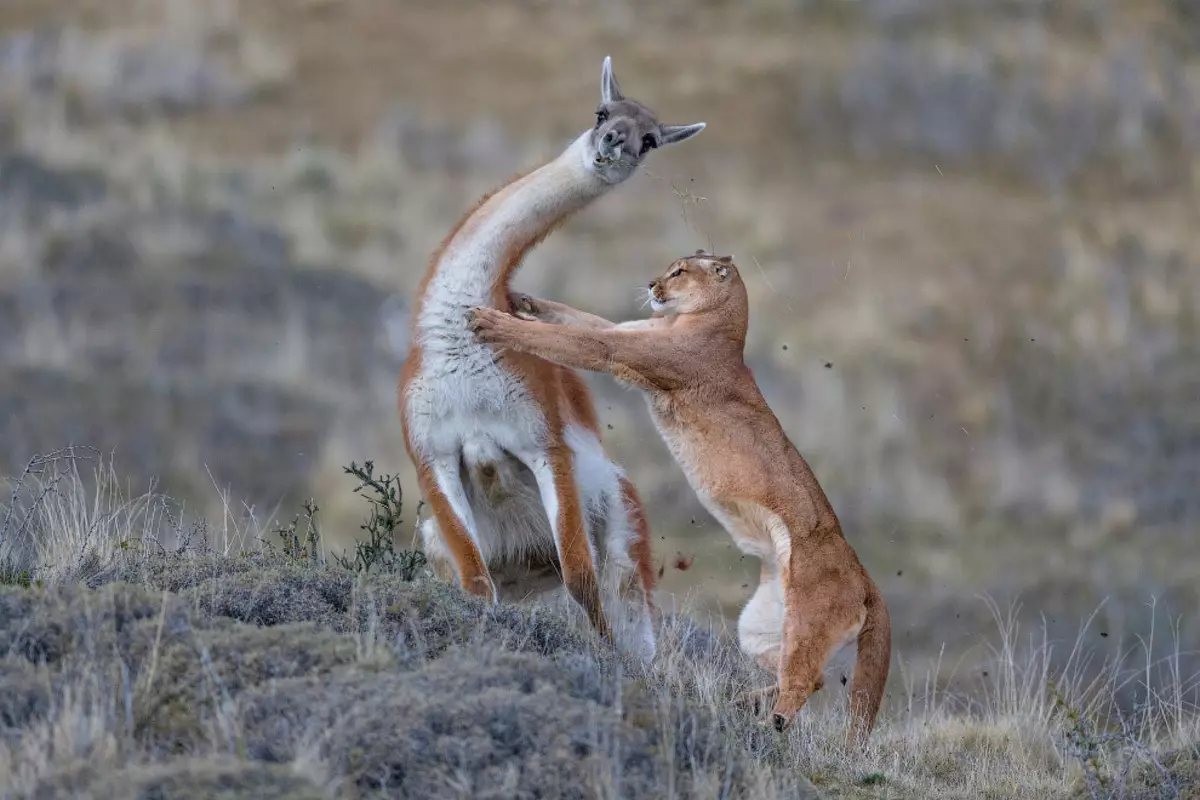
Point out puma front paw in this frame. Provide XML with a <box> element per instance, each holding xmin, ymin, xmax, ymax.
<box><xmin>507</xmin><ymin>291</ymin><xmax>540</xmax><ymax>320</ymax></box>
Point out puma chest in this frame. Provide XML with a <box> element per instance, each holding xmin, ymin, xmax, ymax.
<box><xmin>646</xmin><ymin>397</ymin><xmax>780</xmax><ymax>561</ymax></box>
<box><xmin>647</xmin><ymin>406</ymin><xmax>724</xmax><ymax>510</ymax></box>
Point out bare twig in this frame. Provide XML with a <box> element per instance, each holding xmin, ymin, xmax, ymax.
<box><xmin>1</xmin><ymin>446</ymin><xmax>101</xmax><ymax>556</ymax></box>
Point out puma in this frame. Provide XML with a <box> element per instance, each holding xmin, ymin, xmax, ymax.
<box><xmin>468</xmin><ymin>251</ymin><xmax>891</xmax><ymax>745</ymax></box>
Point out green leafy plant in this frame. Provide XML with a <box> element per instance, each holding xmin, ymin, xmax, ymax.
<box><xmin>332</xmin><ymin>461</ymin><xmax>426</xmax><ymax>579</ymax></box>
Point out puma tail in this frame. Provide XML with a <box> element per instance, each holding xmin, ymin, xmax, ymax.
<box><xmin>848</xmin><ymin>582</ymin><xmax>891</xmax><ymax>746</ymax></box>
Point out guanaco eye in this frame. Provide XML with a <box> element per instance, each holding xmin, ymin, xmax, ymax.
<box><xmin>640</xmin><ymin>134</ymin><xmax>658</xmax><ymax>154</ymax></box>
<box><xmin>595</xmin><ymin>108</ymin><xmax>609</xmax><ymax>126</ymax></box>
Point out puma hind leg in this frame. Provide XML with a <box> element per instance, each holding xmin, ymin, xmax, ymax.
<box><xmin>769</xmin><ymin>545</ymin><xmax>872</xmax><ymax>734</ymax></box>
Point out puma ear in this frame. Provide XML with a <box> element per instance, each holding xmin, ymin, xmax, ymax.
<box><xmin>717</xmin><ymin>254</ymin><xmax>734</xmax><ymax>264</ymax></box>
<box><xmin>694</xmin><ymin>249</ymin><xmax>707</xmax><ymax>256</ymax></box>
<box><xmin>601</xmin><ymin>56</ymin><xmax>623</xmax><ymax>104</ymax></box>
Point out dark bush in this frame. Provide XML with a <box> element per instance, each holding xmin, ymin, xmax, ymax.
<box><xmin>29</xmin><ymin>757</ymin><xmax>327</xmax><ymax>800</ymax></box>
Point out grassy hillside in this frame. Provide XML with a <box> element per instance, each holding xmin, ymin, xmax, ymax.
<box><xmin>0</xmin><ymin>0</ymin><xmax>1198</xmax><ymax>764</ymax></box>
<box><xmin>0</xmin><ymin>455</ymin><xmax>1196</xmax><ymax>798</ymax></box>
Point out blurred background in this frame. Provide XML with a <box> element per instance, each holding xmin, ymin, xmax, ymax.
<box><xmin>1</xmin><ymin>0</ymin><xmax>1197</xmax><ymax>689</ymax></box>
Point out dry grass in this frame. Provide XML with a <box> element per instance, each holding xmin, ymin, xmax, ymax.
<box><xmin>1</xmin><ymin>456</ymin><xmax>1197</xmax><ymax>798</ymax></box>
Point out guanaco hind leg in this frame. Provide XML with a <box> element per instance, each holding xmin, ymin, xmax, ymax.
<box><xmin>594</xmin><ymin>476</ymin><xmax>656</xmax><ymax>663</ymax></box>
<box><xmin>516</xmin><ymin>446</ymin><xmax>614</xmax><ymax>642</ymax></box>
<box><xmin>417</xmin><ymin>459</ymin><xmax>497</xmax><ymax>602</ymax></box>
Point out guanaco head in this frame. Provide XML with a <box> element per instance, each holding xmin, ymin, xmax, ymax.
<box><xmin>585</xmin><ymin>56</ymin><xmax>706</xmax><ymax>184</ymax></box>
<box><xmin>647</xmin><ymin>251</ymin><xmax>746</xmax><ymax>318</ymax></box>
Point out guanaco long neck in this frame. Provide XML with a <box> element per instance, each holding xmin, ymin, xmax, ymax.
<box><xmin>416</xmin><ymin>132</ymin><xmax>610</xmax><ymax>337</ymax></box>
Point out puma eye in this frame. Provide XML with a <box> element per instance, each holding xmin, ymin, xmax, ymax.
<box><xmin>640</xmin><ymin>134</ymin><xmax>658</xmax><ymax>154</ymax></box>
<box><xmin>667</xmin><ymin>268</ymin><xmax>683</xmax><ymax>279</ymax></box>
<box><xmin>595</xmin><ymin>108</ymin><xmax>609</xmax><ymax>126</ymax></box>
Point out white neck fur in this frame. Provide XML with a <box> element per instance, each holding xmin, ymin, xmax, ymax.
<box><xmin>416</xmin><ymin>132</ymin><xmax>611</xmax><ymax>336</ymax></box>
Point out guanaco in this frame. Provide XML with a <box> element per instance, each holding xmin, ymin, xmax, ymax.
<box><xmin>399</xmin><ymin>57</ymin><xmax>706</xmax><ymax>662</ymax></box>
<box><xmin>467</xmin><ymin>252</ymin><xmax>892</xmax><ymax>744</ymax></box>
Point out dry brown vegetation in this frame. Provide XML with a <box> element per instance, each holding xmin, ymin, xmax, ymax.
<box><xmin>0</xmin><ymin>0</ymin><xmax>1197</xmax><ymax>795</ymax></box>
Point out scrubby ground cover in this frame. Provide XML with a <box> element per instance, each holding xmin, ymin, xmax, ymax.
<box><xmin>0</xmin><ymin>454</ymin><xmax>1195</xmax><ymax>798</ymax></box>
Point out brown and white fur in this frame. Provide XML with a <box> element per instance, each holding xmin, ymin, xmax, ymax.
<box><xmin>467</xmin><ymin>252</ymin><xmax>892</xmax><ymax>744</ymax></box>
<box><xmin>399</xmin><ymin>58</ymin><xmax>705</xmax><ymax>663</ymax></box>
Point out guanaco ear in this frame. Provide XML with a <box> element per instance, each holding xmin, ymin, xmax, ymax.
<box><xmin>660</xmin><ymin>122</ymin><xmax>706</xmax><ymax>146</ymax></box>
<box><xmin>601</xmin><ymin>56</ymin><xmax>623</xmax><ymax>104</ymax></box>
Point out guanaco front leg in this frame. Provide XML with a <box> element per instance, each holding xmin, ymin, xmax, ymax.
<box><xmin>418</xmin><ymin>459</ymin><xmax>497</xmax><ymax>603</ymax></box>
<box><xmin>516</xmin><ymin>445</ymin><xmax>613</xmax><ymax>642</ymax></box>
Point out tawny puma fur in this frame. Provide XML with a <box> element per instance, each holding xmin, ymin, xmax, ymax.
<box><xmin>468</xmin><ymin>252</ymin><xmax>891</xmax><ymax>744</ymax></box>
<box><xmin>399</xmin><ymin>58</ymin><xmax>705</xmax><ymax>662</ymax></box>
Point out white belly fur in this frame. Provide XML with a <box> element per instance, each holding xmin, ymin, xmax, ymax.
<box><xmin>406</xmin><ymin>341</ymin><xmax>652</xmax><ymax>659</ymax></box>
<box><xmin>405</xmin><ymin>336</ymin><xmax>624</xmax><ymax>563</ymax></box>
